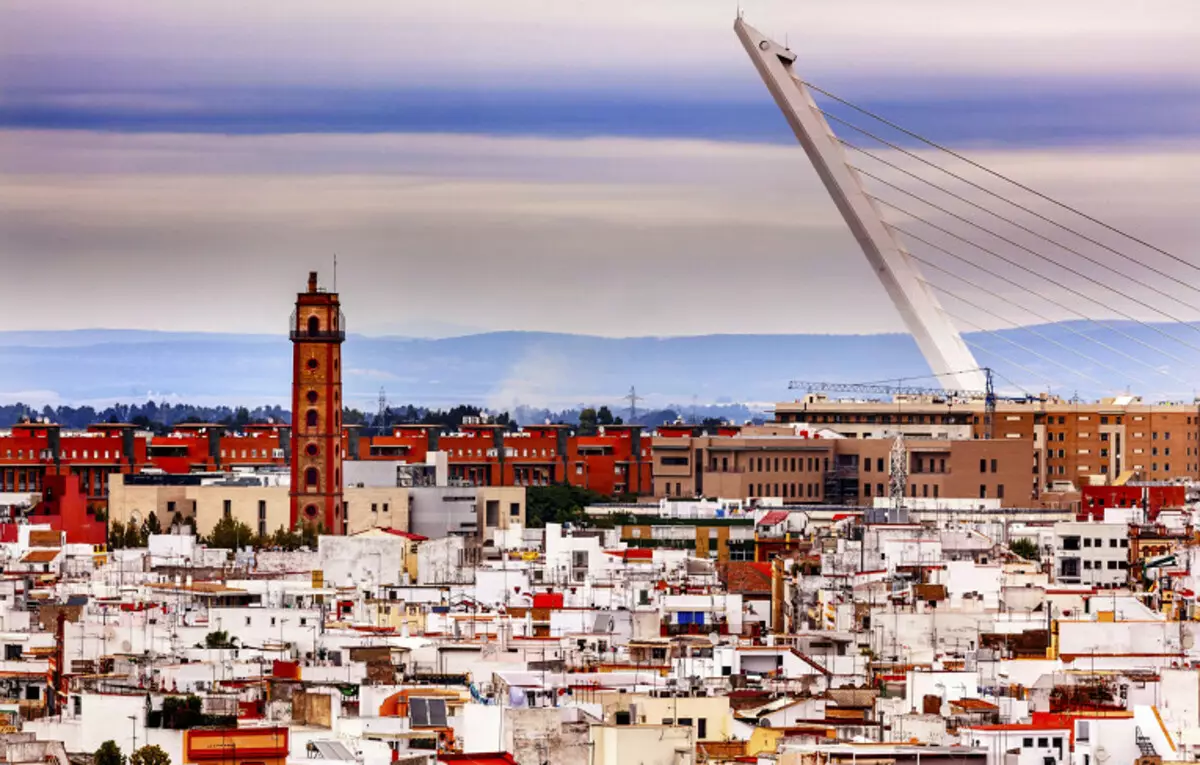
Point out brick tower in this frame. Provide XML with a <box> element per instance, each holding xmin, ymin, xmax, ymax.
<box><xmin>289</xmin><ymin>271</ymin><xmax>345</xmax><ymax>534</ymax></box>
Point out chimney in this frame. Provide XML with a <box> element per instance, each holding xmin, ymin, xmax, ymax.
<box><xmin>307</xmin><ymin>271</ymin><xmax>318</xmax><ymax>293</ymax></box>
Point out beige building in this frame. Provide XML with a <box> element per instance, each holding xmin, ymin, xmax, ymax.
<box><xmin>589</xmin><ymin>723</ymin><xmax>695</xmax><ymax>765</ymax></box>
<box><xmin>107</xmin><ymin>474</ymin><xmax>523</xmax><ymax>542</ymax></box>
<box><xmin>776</xmin><ymin>393</ymin><xmax>1200</xmax><ymax>492</ymax></box>
<box><xmin>652</xmin><ymin>427</ymin><xmax>1036</xmax><ymax>507</ymax></box>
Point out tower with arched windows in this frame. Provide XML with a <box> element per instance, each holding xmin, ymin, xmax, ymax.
<box><xmin>289</xmin><ymin>271</ymin><xmax>345</xmax><ymax>534</ymax></box>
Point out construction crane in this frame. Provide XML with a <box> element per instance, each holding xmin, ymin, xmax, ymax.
<box><xmin>788</xmin><ymin>367</ymin><xmax>1031</xmax><ymax>440</ymax></box>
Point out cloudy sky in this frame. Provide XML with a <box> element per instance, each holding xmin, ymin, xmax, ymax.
<box><xmin>1</xmin><ymin>0</ymin><xmax>1198</xmax><ymax>338</ymax></box>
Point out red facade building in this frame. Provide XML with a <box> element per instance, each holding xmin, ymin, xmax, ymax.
<box><xmin>1079</xmin><ymin>484</ymin><xmax>1186</xmax><ymax>521</ymax></box>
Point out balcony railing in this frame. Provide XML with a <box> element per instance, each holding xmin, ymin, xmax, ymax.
<box><xmin>289</xmin><ymin>310</ymin><xmax>346</xmax><ymax>342</ymax></box>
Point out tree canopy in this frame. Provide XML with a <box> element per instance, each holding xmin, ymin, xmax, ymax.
<box><xmin>95</xmin><ymin>741</ymin><xmax>125</xmax><ymax>765</ymax></box>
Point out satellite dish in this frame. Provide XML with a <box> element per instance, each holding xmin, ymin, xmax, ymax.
<box><xmin>1094</xmin><ymin>745</ymin><xmax>1110</xmax><ymax>763</ymax></box>
<box><xmin>1183</xmin><ymin>632</ymin><xmax>1195</xmax><ymax>650</ymax></box>
<box><xmin>121</xmin><ymin>640</ymin><xmax>132</xmax><ymax>652</ymax></box>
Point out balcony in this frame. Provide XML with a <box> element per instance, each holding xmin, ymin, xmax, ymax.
<box><xmin>289</xmin><ymin>309</ymin><xmax>346</xmax><ymax>342</ymax></box>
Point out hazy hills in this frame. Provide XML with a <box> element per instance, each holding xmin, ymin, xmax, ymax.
<box><xmin>0</xmin><ymin>324</ymin><xmax>1194</xmax><ymax>411</ymax></box>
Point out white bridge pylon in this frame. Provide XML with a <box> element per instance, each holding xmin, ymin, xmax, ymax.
<box><xmin>735</xmin><ymin>17</ymin><xmax>986</xmax><ymax>393</ymax></box>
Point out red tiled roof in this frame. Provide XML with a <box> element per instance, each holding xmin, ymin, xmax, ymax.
<box><xmin>606</xmin><ymin>548</ymin><xmax>653</xmax><ymax>561</ymax></box>
<box><xmin>20</xmin><ymin>550</ymin><xmax>60</xmax><ymax>564</ymax></box>
<box><xmin>952</xmin><ymin>698</ymin><xmax>999</xmax><ymax>711</ymax></box>
<box><xmin>719</xmin><ymin>562</ymin><xmax>773</xmax><ymax>595</ymax></box>
<box><xmin>352</xmin><ymin>528</ymin><xmax>428</xmax><ymax>541</ymax></box>
<box><xmin>758</xmin><ymin>510</ymin><xmax>789</xmax><ymax>526</ymax></box>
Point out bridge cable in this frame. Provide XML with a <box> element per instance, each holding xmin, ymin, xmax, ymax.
<box><xmin>802</xmin><ymin>80</ymin><xmax>1200</xmax><ymax>275</ymax></box>
<box><xmin>884</xmin><ymin>221</ymin><xmax>1189</xmax><ymax>378</ymax></box>
<box><xmin>868</xmin><ymin>196</ymin><xmax>1200</xmax><ymax>362</ymax></box>
<box><xmin>839</xmin><ymin>139</ymin><xmax>1200</xmax><ymax>305</ymax></box>
<box><xmin>859</xmin><ymin>174</ymin><xmax>1200</xmax><ymax>342</ymax></box>
<box><xmin>915</xmin><ymin>272</ymin><xmax>1150</xmax><ymax>388</ymax></box>
<box><xmin>904</xmin><ymin>246</ymin><xmax>1182</xmax><ymax>385</ymax></box>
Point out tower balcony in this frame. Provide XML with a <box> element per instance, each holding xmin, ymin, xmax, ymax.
<box><xmin>289</xmin><ymin>309</ymin><xmax>346</xmax><ymax>342</ymax></box>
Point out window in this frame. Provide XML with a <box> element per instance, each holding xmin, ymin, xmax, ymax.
<box><xmin>991</xmin><ymin>458</ymin><xmax>998</xmax><ymax>473</ymax></box>
<box><xmin>698</xmin><ymin>718</ymin><xmax>708</xmax><ymax>738</ymax></box>
<box><xmin>1038</xmin><ymin>738</ymin><xmax>1048</xmax><ymax>747</ymax></box>
<box><xmin>306</xmin><ymin>409</ymin><xmax>318</xmax><ymax>427</ymax></box>
<box><xmin>306</xmin><ymin>467</ymin><xmax>319</xmax><ymax>487</ymax></box>
<box><xmin>223</xmin><ymin>499</ymin><xmax>232</xmax><ymax>518</ymax></box>
<box><xmin>979</xmin><ymin>484</ymin><xmax>987</xmax><ymax>499</ymax></box>
<box><xmin>997</xmin><ymin>484</ymin><xmax>1004</xmax><ymax>499</ymax></box>
<box><xmin>980</xmin><ymin>458</ymin><xmax>987</xmax><ymax>473</ymax></box>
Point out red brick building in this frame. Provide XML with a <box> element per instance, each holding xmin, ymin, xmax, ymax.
<box><xmin>289</xmin><ymin>271</ymin><xmax>346</xmax><ymax>533</ymax></box>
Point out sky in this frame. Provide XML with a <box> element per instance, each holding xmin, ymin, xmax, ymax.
<box><xmin>1</xmin><ymin>0</ymin><xmax>1198</xmax><ymax>338</ymax></box>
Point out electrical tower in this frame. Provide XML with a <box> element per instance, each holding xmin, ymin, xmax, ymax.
<box><xmin>376</xmin><ymin>387</ymin><xmax>389</xmax><ymax>432</ymax></box>
<box><xmin>623</xmin><ymin>386</ymin><xmax>642</xmax><ymax>424</ymax></box>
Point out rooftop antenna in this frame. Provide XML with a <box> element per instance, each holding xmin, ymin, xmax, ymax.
<box><xmin>333</xmin><ymin>254</ymin><xmax>337</xmax><ymax>292</ymax></box>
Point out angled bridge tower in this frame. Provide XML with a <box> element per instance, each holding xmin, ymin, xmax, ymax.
<box><xmin>735</xmin><ymin>18</ymin><xmax>986</xmax><ymax>392</ymax></box>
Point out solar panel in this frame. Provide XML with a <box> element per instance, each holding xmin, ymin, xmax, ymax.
<box><xmin>427</xmin><ymin>698</ymin><xmax>448</xmax><ymax>728</ymax></box>
<box><xmin>409</xmin><ymin>697</ymin><xmax>430</xmax><ymax>727</ymax></box>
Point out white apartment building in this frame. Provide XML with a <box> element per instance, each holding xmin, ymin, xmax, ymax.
<box><xmin>1053</xmin><ymin>521</ymin><xmax>1130</xmax><ymax>588</ymax></box>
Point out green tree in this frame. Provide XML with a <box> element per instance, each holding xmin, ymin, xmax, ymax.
<box><xmin>299</xmin><ymin>521</ymin><xmax>323</xmax><ymax>549</ymax></box>
<box><xmin>146</xmin><ymin>512</ymin><xmax>162</xmax><ymax>535</ymax></box>
<box><xmin>130</xmin><ymin>746</ymin><xmax>170</xmax><ymax>765</ymax></box>
<box><xmin>596</xmin><ymin>406</ymin><xmax>614</xmax><ymax>426</ymax></box>
<box><xmin>578</xmin><ymin>408</ymin><xmax>598</xmax><ymax>436</ymax></box>
<box><xmin>95</xmin><ymin>741</ymin><xmax>125</xmax><ymax>765</ymax></box>
<box><xmin>271</xmin><ymin>526</ymin><xmax>302</xmax><ymax>551</ymax></box>
<box><xmin>1010</xmin><ymin>538</ymin><xmax>1041</xmax><ymax>561</ymax></box>
<box><xmin>525</xmin><ymin>485</ymin><xmax>608</xmax><ymax>528</ymax></box>
<box><xmin>128</xmin><ymin>518</ymin><xmax>149</xmax><ymax>547</ymax></box>
<box><xmin>206</xmin><ymin>515</ymin><xmax>255</xmax><ymax>550</ymax></box>
<box><xmin>204</xmin><ymin>630</ymin><xmax>237</xmax><ymax>649</ymax></box>
<box><xmin>108</xmin><ymin>521</ymin><xmax>126</xmax><ymax>550</ymax></box>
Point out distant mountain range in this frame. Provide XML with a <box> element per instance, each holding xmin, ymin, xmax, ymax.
<box><xmin>0</xmin><ymin>323</ymin><xmax>1195</xmax><ymax>411</ymax></box>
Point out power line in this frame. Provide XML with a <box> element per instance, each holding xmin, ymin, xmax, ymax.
<box><xmin>803</xmin><ymin>80</ymin><xmax>1200</xmax><ymax>275</ymax></box>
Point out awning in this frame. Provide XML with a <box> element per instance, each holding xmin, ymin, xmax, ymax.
<box><xmin>758</xmin><ymin>511</ymin><xmax>789</xmax><ymax>526</ymax></box>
